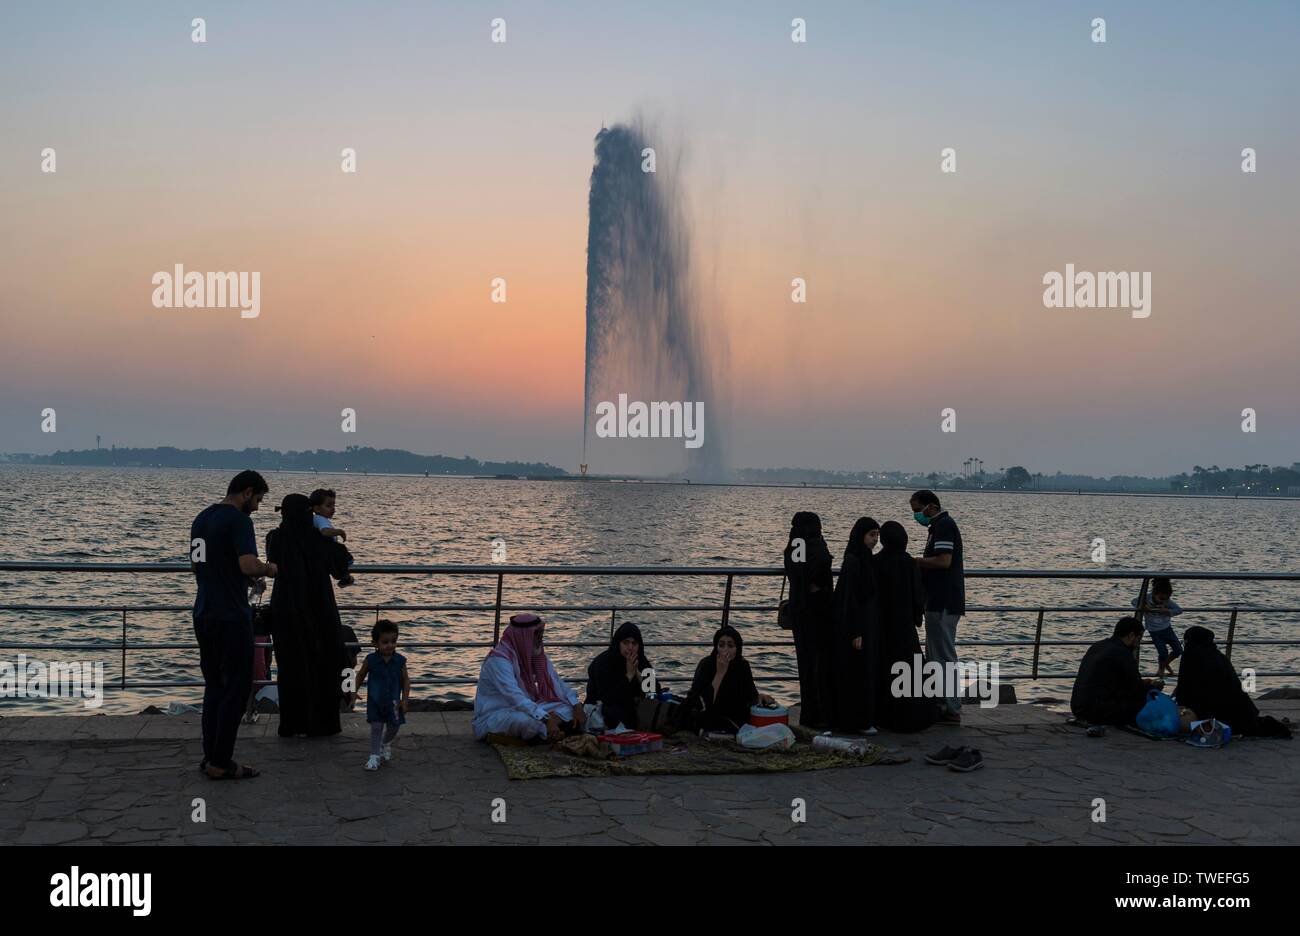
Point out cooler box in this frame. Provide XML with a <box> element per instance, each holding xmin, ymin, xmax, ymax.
<box><xmin>597</xmin><ymin>731</ymin><xmax>664</xmax><ymax>757</ymax></box>
<box><xmin>749</xmin><ymin>705</ymin><xmax>789</xmax><ymax>727</ymax></box>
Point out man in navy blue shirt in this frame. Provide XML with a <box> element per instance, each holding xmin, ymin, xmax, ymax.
<box><xmin>911</xmin><ymin>490</ymin><xmax>965</xmax><ymax>724</ymax></box>
<box><xmin>191</xmin><ymin>470</ymin><xmax>277</xmax><ymax>779</ymax></box>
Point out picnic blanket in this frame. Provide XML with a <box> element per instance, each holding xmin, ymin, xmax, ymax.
<box><xmin>489</xmin><ymin>730</ymin><xmax>910</xmax><ymax>780</ymax></box>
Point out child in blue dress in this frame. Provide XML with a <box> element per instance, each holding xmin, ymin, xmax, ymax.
<box><xmin>355</xmin><ymin>619</ymin><xmax>409</xmax><ymax>770</ymax></box>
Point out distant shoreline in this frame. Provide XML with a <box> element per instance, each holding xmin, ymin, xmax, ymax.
<box><xmin>4</xmin><ymin>461</ymin><xmax>1298</xmax><ymax>503</ymax></box>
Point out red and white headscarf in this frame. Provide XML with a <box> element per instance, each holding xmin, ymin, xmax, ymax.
<box><xmin>488</xmin><ymin>613</ymin><xmax>566</xmax><ymax>703</ymax></box>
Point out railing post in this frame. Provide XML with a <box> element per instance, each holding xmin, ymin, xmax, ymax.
<box><xmin>1031</xmin><ymin>609</ymin><xmax>1044</xmax><ymax>679</ymax></box>
<box><xmin>1132</xmin><ymin>576</ymin><xmax>1149</xmax><ymax>665</ymax></box>
<box><xmin>721</xmin><ymin>574</ymin><xmax>734</xmax><ymax>628</ymax></box>
<box><xmin>121</xmin><ymin>609</ymin><xmax>127</xmax><ymax>689</ymax></box>
<box><xmin>492</xmin><ymin>573</ymin><xmax>504</xmax><ymax>646</ymax></box>
<box><xmin>1225</xmin><ymin>608</ymin><xmax>1239</xmax><ymax>662</ymax></box>
<box><xmin>610</xmin><ymin>608</ymin><xmax>617</xmax><ymax>637</ymax></box>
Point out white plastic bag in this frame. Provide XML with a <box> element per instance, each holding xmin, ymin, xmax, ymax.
<box><xmin>736</xmin><ymin>722</ymin><xmax>796</xmax><ymax>750</ymax></box>
<box><xmin>583</xmin><ymin>702</ymin><xmax>606</xmax><ymax>735</ymax></box>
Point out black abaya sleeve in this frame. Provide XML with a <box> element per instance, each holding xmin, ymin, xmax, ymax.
<box><xmin>810</xmin><ymin>536</ymin><xmax>833</xmax><ymax>592</ymax></box>
<box><xmin>738</xmin><ymin>658</ymin><xmax>759</xmax><ymax>708</ymax></box>
<box><xmin>835</xmin><ymin>555</ymin><xmax>865</xmax><ymax>641</ymax></box>
<box><xmin>684</xmin><ymin>657</ymin><xmax>712</xmax><ymax>718</ymax></box>
<box><xmin>585</xmin><ymin>651</ymin><xmax>622</xmax><ymax>705</ymax></box>
<box><xmin>717</xmin><ymin>660</ymin><xmax>758</xmax><ymax>729</ymax></box>
<box><xmin>909</xmin><ymin>558</ymin><xmax>925</xmax><ymax>628</ymax></box>
<box><xmin>324</xmin><ymin>539</ymin><xmax>350</xmax><ymax>581</ymax></box>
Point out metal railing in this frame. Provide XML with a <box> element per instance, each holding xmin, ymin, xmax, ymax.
<box><xmin>1</xmin><ymin>562</ymin><xmax>1298</xmax><ymax>692</ymax></box>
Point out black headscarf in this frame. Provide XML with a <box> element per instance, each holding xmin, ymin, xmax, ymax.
<box><xmin>792</xmin><ymin>511</ymin><xmax>821</xmax><ymax>536</ymax></box>
<box><xmin>610</xmin><ymin>621</ymin><xmax>650</xmax><ymax>668</ymax></box>
<box><xmin>588</xmin><ymin>621</ymin><xmax>652</xmax><ymax>682</ymax></box>
<box><xmin>785</xmin><ymin>511</ymin><xmax>822</xmax><ymax>554</ymax></box>
<box><xmin>690</xmin><ymin>624</ymin><xmax>748</xmax><ymax>687</ymax></box>
<box><xmin>711</xmin><ymin>623</ymin><xmax>744</xmax><ymax>659</ymax></box>
<box><xmin>843</xmin><ymin>516</ymin><xmax>880</xmax><ymax>562</ymax></box>
<box><xmin>273</xmin><ymin>493</ymin><xmax>322</xmax><ymax>552</ymax></box>
<box><xmin>782</xmin><ymin>511</ymin><xmax>833</xmax><ymax>604</ymax></box>
<box><xmin>879</xmin><ymin>520</ymin><xmax>908</xmax><ymax>554</ymax></box>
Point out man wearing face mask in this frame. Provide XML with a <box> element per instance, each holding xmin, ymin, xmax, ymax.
<box><xmin>910</xmin><ymin>489</ymin><xmax>965</xmax><ymax>724</ymax></box>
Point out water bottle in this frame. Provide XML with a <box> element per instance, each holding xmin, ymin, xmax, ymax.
<box><xmin>813</xmin><ymin>735</ymin><xmax>868</xmax><ymax>755</ymax></box>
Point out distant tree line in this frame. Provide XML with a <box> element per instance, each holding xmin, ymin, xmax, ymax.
<box><xmin>3</xmin><ymin>445</ymin><xmax>568</xmax><ymax>478</ymax></box>
<box><xmin>1170</xmin><ymin>464</ymin><xmax>1300</xmax><ymax>495</ymax></box>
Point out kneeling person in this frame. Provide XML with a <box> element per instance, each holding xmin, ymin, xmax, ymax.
<box><xmin>1071</xmin><ymin>616</ymin><xmax>1153</xmax><ymax>726</ymax></box>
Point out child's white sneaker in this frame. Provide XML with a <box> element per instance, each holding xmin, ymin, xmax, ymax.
<box><xmin>364</xmin><ymin>754</ymin><xmax>381</xmax><ymax>771</ymax></box>
<box><xmin>381</xmin><ymin>743</ymin><xmax>393</xmax><ymax>762</ymax></box>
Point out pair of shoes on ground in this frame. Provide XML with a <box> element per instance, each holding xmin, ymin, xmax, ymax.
<box><xmin>364</xmin><ymin>743</ymin><xmax>394</xmax><ymax>771</ymax></box>
<box><xmin>924</xmin><ymin>745</ymin><xmax>983</xmax><ymax>772</ymax></box>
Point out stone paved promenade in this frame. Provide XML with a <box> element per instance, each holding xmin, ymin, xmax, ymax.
<box><xmin>2</xmin><ymin>702</ymin><xmax>1297</xmax><ymax>845</ymax></box>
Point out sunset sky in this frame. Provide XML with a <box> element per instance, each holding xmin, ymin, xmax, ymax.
<box><xmin>2</xmin><ymin>1</ymin><xmax>1297</xmax><ymax>476</ymax></box>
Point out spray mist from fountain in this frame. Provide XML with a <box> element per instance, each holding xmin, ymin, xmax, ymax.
<box><xmin>581</xmin><ymin>120</ymin><xmax>727</xmax><ymax>479</ymax></box>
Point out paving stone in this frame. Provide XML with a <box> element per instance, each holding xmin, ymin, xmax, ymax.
<box><xmin>18</xmin><ymin>820</ymin><xmax>89</xmax><ymax>844</ymax></box>
<box><xmin>1</xmin><ymin>708</ymin><xmax>1296</xmax><ymax>845</ymax></box>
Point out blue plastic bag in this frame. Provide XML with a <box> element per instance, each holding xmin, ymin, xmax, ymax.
<box><xmin>1135</xmin><ymin>690</ymin><xmax>1181</xmax><ymax>736</ymax></box>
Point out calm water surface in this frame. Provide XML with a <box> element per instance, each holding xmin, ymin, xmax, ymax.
<box><xmin>2</xmin><ymin>466</ymin><xmax>1297</xmax><ymax>713</ymax></box>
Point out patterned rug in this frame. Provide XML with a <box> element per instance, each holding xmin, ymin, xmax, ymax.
<box><xmin>489</xmin><ymin>731</ymin><xmax>909</xmax><ymax>780</ymax></box>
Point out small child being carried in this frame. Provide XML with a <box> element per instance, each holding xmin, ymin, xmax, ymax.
<box><xmin>354</xmin><ymin>619</ymin><xmax>409</xmax><ymax>770</ymax></box>
<box><xmin>310</xmin><ymin>488</ymin><xmax>354</xmax><ymax>585</ymax></box>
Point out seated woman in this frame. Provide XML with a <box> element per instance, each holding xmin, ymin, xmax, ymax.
<box><xmin>585</xmin><ymin>621</ymin><xmax>658</xmax><ymax>729</ymax></box>
<box><xmin>472</xmin><ymin>613</ymin><xmax>586</xmax><ymax>742</ymax></box>
<box><xmin>1174</xmin><ymin>626</ymin><xmax>1291</xmax><ymax>738</ymax></box>
<box><xmin>684</xmin><ymin>625</ymin><xmax>776</xmax><ymax>734</ymax></box>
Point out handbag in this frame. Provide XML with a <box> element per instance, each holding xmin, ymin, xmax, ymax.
<box><xmin>1186</xmin><ymin>718</ymin><xmax>1232</xmax><ymax>748</ymax></box>
<box><xmin>636</xmin><ymin>696</ymin><xmax>684</xmax><ymax>734</ymax></box>
<box><xmin>777</xmin><ymin>575</ymin><xmax>795</xmax><ymax>630</ymax></box>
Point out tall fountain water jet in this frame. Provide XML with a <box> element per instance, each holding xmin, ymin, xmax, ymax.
<box><xmin>581</xmin><ymin>120</ymin><xmax>727</xmax><ymax>478</ymax></box>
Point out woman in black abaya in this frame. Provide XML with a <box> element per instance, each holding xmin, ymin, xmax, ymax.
<box><xmin>1174</xmin><ymin>626</ymin><xmax>1292</xmax><ymax>738</ymax></box>
<box><xmin>266</xmin><ymin>493</ymin><xmax>351</xmax><ymax>738</ymax></box>
<box><xmin>831</xmin><ymin>517</ymin><xmax>881</xmax><ymax>733</ymax></box>
<box><xmin>783</xmin><ymin>511</ymin><xmax>835</xmax><ymax>729</ymax></box>
<box><xmin>585</xmin><ymin>621</ymin><xmax>658</xmax><ymax>729</ymax></box>
<box><xmin>872</xmin><ymin>521</ymin><xmax>938</xmax><ymax>732</ymax></box>
<box><xmin>684</xmin><ymin>625</ymin><xmax>775</xmax><ymax>733</ymax></box>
